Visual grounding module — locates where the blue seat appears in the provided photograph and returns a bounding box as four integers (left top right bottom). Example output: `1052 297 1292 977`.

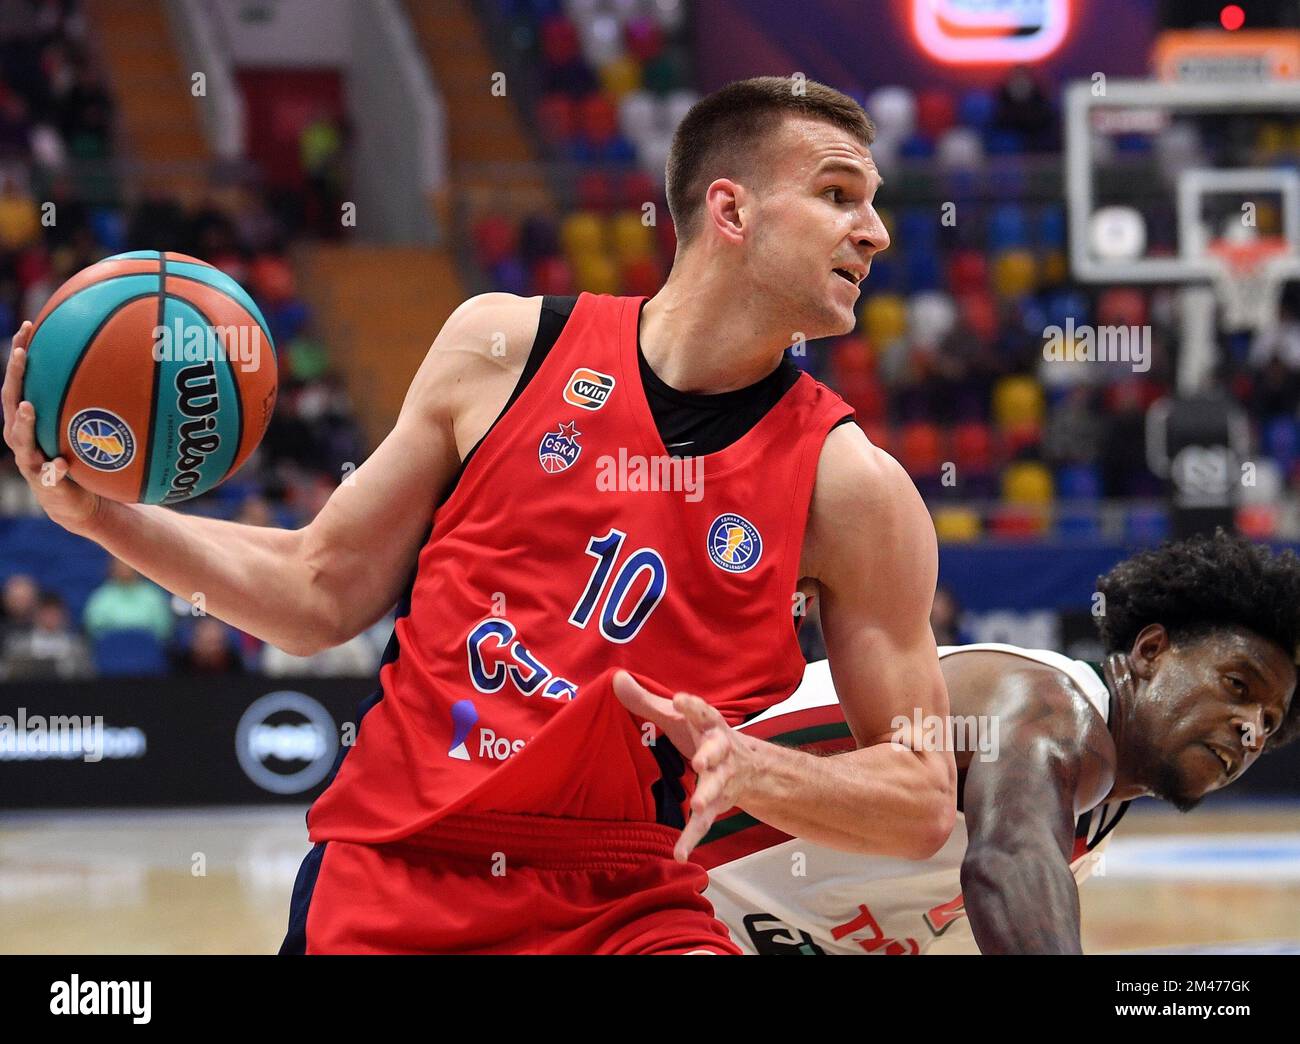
1057 464 1102 500
92 629 168 677
1125 505 1170 544
1263 415 1299 474
1037 206 1066 248
1056 507 1102 540
988 204 1029 250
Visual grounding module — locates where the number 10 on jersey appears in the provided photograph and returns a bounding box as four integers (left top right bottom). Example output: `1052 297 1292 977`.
568 529 667 643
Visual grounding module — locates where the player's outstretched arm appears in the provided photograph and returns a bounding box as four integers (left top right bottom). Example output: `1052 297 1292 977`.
3 293 539 655
959 673 1115 954
707 427 957 859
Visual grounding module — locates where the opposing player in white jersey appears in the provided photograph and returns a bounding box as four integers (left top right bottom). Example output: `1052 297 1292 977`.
621 531 1300 954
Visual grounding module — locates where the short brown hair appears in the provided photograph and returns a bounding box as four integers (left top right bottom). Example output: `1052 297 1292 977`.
664 76 876 245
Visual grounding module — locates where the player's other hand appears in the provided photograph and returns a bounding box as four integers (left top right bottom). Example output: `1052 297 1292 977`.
3 322 101 533
613 670 758 863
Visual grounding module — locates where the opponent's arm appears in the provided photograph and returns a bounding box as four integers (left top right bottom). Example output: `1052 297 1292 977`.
3 293 538 654
734 426 956 858
959 675 1114 953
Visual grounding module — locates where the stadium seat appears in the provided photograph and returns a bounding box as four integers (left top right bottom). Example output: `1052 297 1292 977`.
610 211 654 261
987 505 1048 538
1002 461 1054 505
531 255 576 295
1056 463 1102 501
897 421 945 479
952 421 995 473
933 506 982 542
915 89 956 138
1055 506 1102 540
576 170 616 212
599 55 643 99
991 249 1037 298
862 294 907 345
560 211 607 259
993 375 1045 430
92 630 168 678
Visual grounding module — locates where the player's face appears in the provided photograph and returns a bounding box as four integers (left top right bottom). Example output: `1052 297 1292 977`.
1141 629 1295 811
744 116 889 340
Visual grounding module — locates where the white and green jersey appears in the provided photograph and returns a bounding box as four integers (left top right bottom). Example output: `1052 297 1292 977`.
700 644 1131 955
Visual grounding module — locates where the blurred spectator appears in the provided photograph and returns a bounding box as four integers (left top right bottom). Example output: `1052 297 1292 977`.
299 107 346 237
1 590 92 679
0 171 40 250
83 558 172 642
261 627 383 677
0 572 38 638
930 586 968 647
1043 386 1103 467
994 66 1055 149
171 617 245 676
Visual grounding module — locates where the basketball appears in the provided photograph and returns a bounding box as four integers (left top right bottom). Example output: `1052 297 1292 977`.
21 250 277 505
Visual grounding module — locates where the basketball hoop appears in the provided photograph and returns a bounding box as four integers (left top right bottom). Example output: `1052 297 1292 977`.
1206 236 1292 332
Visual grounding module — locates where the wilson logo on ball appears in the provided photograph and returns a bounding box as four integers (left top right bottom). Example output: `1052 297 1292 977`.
538 420 582 474
162 361 222 504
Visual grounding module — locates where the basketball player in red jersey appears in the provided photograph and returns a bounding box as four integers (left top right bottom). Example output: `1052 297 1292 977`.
3 77 955 954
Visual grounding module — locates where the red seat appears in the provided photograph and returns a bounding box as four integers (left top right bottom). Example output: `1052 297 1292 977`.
576 171 616 213
538 93 577 146
532 256 576 295
952 421 994 473
472 215 517 268
897 421 945 478
540 16 580 66
579 94 618 145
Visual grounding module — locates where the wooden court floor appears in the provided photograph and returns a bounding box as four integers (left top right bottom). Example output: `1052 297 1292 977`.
2 802 1297 954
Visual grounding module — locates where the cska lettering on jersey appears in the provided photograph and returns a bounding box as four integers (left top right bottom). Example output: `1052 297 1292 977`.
306 293 854 844
466 618 580 702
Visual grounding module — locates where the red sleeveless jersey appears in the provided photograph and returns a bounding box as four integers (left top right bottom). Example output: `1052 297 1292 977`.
308 293 854 844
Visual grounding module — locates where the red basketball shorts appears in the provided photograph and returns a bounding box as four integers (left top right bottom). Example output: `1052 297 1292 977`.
289 810 740 955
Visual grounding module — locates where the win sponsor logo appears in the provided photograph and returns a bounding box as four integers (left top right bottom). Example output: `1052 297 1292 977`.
563 368 615 410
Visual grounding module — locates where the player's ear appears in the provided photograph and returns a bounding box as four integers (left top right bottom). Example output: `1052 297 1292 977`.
703 178 746 245
1130 623 1169 680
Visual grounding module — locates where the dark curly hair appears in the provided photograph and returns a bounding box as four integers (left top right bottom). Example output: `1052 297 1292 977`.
1095 530 1300 748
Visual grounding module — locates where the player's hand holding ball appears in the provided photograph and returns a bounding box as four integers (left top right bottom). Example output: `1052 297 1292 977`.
613 670 759 862
3 250 277 533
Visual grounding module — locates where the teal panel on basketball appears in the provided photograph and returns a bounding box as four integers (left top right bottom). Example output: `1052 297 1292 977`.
141 297 242 504
167 261 275 355
103 250 164 262
24 275 160 459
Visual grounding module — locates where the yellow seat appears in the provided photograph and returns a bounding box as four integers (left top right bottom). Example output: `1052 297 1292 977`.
932 507 982 542
1001 461 1054 505
993 375 1045 430
574 252 620 295
609 211 654 263
560 212 607 262
599 57 642 99
862 294 907 345
992 248 1037 298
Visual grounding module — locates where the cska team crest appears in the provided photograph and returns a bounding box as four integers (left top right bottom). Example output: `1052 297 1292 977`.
538 420 582 474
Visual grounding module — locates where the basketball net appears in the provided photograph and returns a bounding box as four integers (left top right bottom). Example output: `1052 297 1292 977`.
1206 236 1290 333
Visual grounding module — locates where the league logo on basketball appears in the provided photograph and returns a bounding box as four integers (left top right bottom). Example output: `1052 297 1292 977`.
707 513 762 573
563 368 615 410
67 408 135 472
538 420 582 474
